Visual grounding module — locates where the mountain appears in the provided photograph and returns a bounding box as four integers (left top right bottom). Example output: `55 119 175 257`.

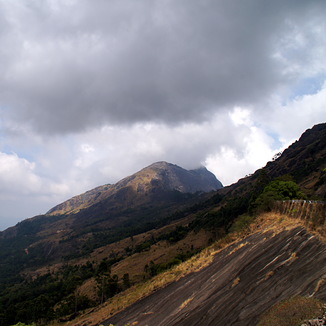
0 123 325 326
0 162 222 281
47 161 223 216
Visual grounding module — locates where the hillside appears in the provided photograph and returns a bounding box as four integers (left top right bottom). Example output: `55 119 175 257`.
0 162 223 326
47 162 222 216
0 162 221 266
0 123 325 326
187 123 326 232
264 123 326 198
100 212 326 326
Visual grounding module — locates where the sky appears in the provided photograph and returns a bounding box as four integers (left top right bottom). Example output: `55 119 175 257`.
0 0 325 230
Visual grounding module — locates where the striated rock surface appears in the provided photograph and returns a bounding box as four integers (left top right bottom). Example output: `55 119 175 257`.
103 227 326 326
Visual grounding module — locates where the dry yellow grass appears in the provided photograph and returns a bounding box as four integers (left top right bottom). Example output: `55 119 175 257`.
111 228 212 282
178 297 194 311
264 270 275 280
231 277 241 288
228 242 249 256
250 212 326 243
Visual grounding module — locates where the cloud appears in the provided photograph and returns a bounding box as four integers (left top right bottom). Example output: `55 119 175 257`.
0 110 255 207
0 150 71 229
0 152 41 195
0 0 325 134
205 108 279 185
255 81 326 143
0 0 325 230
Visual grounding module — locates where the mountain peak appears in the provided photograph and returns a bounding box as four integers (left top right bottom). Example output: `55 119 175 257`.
134 161 222 193
147 161 171 168
47 162 222 215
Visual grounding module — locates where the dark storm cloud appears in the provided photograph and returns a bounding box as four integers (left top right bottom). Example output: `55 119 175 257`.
1 0 325 133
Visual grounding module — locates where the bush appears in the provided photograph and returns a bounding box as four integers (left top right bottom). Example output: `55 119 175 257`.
252 180 306 213
229 215 255 233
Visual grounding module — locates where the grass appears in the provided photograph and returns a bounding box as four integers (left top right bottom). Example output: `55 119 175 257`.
231 277 240 288
258 296 324 326
178 297 194 311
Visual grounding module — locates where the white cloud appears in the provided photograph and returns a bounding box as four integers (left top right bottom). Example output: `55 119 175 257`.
229 107 252 127
0 0 325 230
205 108 280 186
0 152 41 195
256 81 326 142
0 150 73 200
0 151 72 229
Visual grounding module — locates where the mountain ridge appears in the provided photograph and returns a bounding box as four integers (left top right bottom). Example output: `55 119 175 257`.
47 161 222 216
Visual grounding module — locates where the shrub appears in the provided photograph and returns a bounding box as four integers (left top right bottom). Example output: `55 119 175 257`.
229 214 255 233
252 180 306 214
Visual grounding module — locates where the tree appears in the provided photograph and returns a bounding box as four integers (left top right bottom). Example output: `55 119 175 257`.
253 180 306 213
97 259 111 275
122 273 131 289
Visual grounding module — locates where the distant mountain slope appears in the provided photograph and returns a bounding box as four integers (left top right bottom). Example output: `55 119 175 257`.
47 161 222 216
0 162 222 273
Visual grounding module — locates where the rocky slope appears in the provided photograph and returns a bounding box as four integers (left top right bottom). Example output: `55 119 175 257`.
101 215 326 326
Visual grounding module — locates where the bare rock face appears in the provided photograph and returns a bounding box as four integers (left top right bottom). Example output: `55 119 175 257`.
104 227 326 326
47 161 222 215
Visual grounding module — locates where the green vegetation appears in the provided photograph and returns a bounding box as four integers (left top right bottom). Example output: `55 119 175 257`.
60 195 207 260
258 296 324 326
229 214 255 233
252 179 306 213
188 176 307 245
157 225 190 243
0 255 133 325
191 195 250 233
0 262 97 325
